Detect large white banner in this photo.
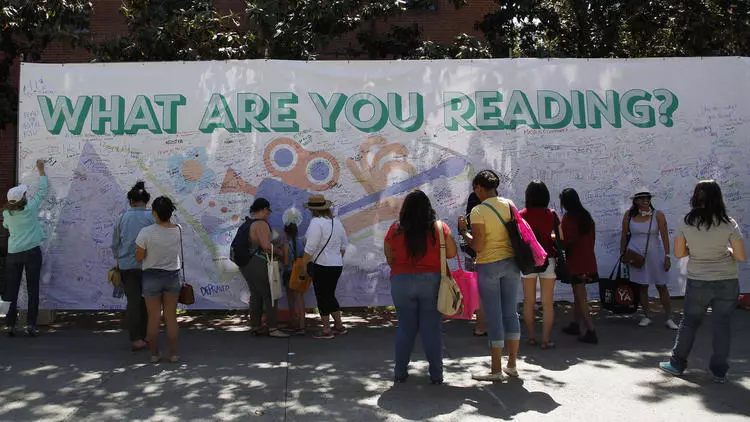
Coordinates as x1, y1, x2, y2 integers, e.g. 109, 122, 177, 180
17, 58, 750, 310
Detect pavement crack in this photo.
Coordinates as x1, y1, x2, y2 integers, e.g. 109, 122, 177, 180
60, 358, 129, 422
283, 336, 292, 422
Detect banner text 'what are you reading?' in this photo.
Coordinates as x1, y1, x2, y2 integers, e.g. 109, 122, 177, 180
34, 89, 679, 136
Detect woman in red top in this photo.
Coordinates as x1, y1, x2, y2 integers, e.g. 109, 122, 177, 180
559, 188, 599, 344
384, 190, 457, 384
519, 181, 559, 349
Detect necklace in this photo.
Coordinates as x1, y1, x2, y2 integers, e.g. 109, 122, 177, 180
639, 210, 653, 217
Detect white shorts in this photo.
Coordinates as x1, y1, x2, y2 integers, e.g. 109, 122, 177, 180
521, 258, 556, 279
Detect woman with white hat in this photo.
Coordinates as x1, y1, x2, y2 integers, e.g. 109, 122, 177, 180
299, 194, 349, 339
2, 160, 47, 337
619, 189, 678, 329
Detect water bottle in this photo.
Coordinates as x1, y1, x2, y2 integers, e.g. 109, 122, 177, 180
112, 283, 125, 298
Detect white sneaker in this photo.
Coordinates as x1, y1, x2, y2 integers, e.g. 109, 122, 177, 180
666, 319, 679, 330
503, 367, 519, 378
639, 317, 653, 327
472, 372, 508, 382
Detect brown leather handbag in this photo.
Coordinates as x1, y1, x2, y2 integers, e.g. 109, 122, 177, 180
621, 214, 653, 269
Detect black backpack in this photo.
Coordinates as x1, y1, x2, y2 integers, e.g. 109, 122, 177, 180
481, 202, 543, 274
230, 217, 260, 267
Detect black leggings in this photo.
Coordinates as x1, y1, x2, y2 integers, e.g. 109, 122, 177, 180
312, 264, 343, 316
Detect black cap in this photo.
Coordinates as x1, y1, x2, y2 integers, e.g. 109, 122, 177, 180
250, 197, 271, 212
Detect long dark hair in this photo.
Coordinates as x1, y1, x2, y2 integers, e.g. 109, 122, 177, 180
559, 188, 594, 234
525, 180, 550, 208
2, 198, 27, 214
684, 180, 730, 230
398, 190, 437, 261
127, 181, 150, 204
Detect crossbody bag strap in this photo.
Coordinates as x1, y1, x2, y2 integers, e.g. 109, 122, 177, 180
177, 224, 185, 284
115, 214, 123, 269
625, 215, 633, 251
481, 201, 508, 225
436, 220, 447, 277
313, 218, 335, 264
643, 213, 654, 259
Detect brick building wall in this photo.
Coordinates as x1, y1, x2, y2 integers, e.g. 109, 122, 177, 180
0, 0, 496, 194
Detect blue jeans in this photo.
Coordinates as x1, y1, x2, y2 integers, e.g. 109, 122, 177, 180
4, 247, 42, 329
670, 278, 739, 377
390, 272, 443, 381
476, 258, 521, 348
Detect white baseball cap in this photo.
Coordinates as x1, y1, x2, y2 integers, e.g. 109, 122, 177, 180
7, 185, 28, 203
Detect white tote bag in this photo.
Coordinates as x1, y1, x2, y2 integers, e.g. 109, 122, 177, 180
436, 221, 463, 316
0, 300, 10, 316
268, 244, 283, 301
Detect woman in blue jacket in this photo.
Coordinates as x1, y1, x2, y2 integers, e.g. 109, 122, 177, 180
112, 181, 155, 351
2, 160, 48, 337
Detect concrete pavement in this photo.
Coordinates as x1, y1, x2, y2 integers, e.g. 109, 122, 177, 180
0, 306, 748, 421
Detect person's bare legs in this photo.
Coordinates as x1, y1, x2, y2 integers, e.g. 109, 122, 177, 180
144, 297, 162, 357
656, 284, 672, 317
320, 314, 331, 331
539, 277, 556, 345
296, 293, 306, 329
490, 346, 504, 374
162, 293, 179, 358
640, 284, 651, 318
573, 284, 595, 331
331, 311, 344, 330
505, 339, 520, 369
286, 288, 299, 328
522, 277, 538, 342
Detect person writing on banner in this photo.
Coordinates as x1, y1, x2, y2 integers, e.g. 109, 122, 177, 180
659, 180, 746, 383
462, 192, 488, 337
299, 195, 349, 339
112, 181, 155, 351
384, 190, 456, 385
135, 197, 183, 363
238, 198, 289, 338
619, 189, 678, 329
558, 188, 599, 344
458, 170, 522, 382
2, 160, 48, 337
519, 180, 559, 349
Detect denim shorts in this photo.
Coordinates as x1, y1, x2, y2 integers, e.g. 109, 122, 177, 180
522, 258, 556, 279
142, 269, 181, 298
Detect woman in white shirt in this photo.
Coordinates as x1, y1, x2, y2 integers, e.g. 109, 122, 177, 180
135, 196, 182, 363
299, 195, 349, 339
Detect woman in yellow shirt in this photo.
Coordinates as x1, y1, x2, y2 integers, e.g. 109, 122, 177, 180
458, 170, 520, 382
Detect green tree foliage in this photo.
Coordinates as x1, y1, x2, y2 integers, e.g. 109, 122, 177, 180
479, 0, 750, 58
0, 0, 91, 127
93, 0, 253, 62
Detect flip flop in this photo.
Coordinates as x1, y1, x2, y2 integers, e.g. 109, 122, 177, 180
527, 338, 538, 346
473, 330, 488, 337
540, 342, 556, 350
